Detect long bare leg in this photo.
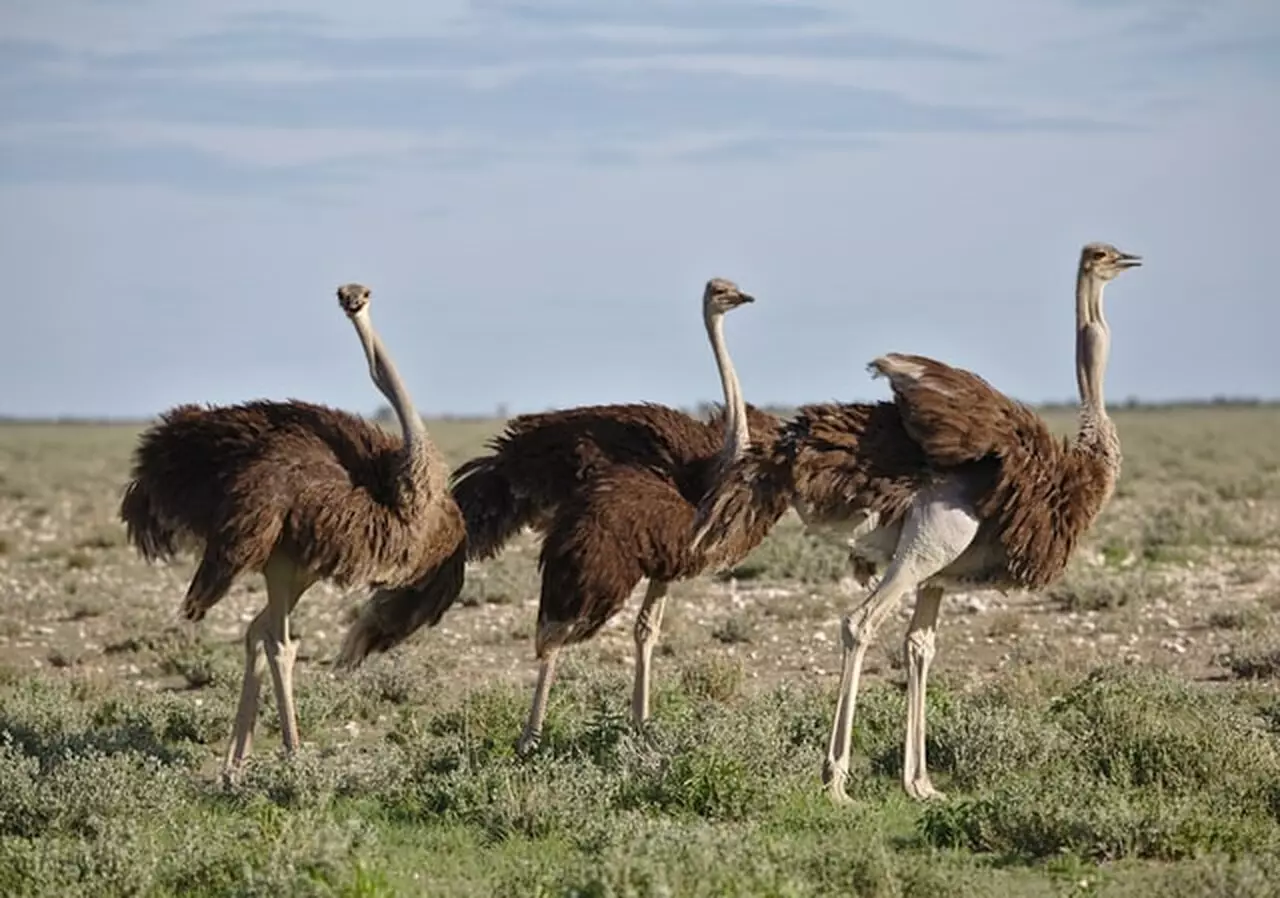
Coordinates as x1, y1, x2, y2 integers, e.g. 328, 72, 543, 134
822, 569, 915, 804
518, 648, 559, 757
261, 555, 309, 757
631, 579, 669, 729
823, 494, 979, 804
903, 584, 944, 800
223, 608, 269, 782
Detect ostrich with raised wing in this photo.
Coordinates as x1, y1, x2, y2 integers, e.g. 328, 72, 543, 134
692, 243, 1142, 801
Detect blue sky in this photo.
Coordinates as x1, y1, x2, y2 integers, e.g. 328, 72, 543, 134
1, 0, 1276, 417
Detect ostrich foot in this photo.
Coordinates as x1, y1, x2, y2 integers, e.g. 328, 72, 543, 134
821, 760, 855, 806
516, 730, 541, 758
904, 777, 946, 801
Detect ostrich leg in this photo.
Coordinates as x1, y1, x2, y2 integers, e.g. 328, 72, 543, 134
823, 493, 978, 803
903, 584, 944, 800
631, 579, 670, 728
518, 649, 560, 756
224, 609, 270, 781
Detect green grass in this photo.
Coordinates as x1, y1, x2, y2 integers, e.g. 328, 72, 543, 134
1, 663, 1280, 897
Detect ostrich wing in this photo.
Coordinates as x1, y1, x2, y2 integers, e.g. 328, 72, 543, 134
869, 353, 1104, 589
867, 352, 1047, 468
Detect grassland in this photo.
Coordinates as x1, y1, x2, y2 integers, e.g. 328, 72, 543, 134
0, 405, 1279, 897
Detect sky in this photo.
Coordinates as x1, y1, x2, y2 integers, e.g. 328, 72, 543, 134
1, 0, 1277, 418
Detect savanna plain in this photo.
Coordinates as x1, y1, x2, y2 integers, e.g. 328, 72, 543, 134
1, 405, 1280, 897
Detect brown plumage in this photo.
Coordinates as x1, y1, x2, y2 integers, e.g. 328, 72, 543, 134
452, 400, 779, 563
121, 401, 460, 617
694, 400, 931, 578
868, 351, 1119, 589
120, 284, 465, 780
335, 400, 777, 667
691, 242, 1141, 804
534, 404, 780, 652
697, 373, 1117, 592
455, 401, 745, 562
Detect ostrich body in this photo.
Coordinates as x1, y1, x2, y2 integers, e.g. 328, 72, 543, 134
691, 243, 1141, 802
339, 279, 778, 752
519, 279, 777, 752
120, 284, 466, 778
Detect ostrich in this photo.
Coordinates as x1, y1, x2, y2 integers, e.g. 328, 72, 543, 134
120, 284, 466, 779
691, 242, 1142, 802
338, 279, 780, 753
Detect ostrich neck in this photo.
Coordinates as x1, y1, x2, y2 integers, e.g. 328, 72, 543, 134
359, 324, 441, 508
1074, 271, 1121, 474
349, 307, 438, 510
1075, 271, 1111, 418
705, 310, 749, 472
368, 329, 428, 457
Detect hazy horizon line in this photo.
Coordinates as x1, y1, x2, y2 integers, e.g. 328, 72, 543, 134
2, 394, 1276, 427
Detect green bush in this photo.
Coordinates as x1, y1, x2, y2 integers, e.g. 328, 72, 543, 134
2, 655, 1280, 895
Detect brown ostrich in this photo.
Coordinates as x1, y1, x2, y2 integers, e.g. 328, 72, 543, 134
691, 242, 1142, 802
338, 278, 780, 753
120, 284, 466, 780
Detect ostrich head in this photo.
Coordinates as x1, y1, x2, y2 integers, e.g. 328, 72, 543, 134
337, 283, 372, 316
1079, 243, 1142, 282
702, 278, 755, 317
337, 282, 381, 389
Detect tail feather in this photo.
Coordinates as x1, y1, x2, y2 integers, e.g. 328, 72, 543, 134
690, 437, 795, 573
334, 448, 522, 668
119, 479, 182, 562
451, 455, 537, 561
181, 552, 239, 622
334, 540, 468, 668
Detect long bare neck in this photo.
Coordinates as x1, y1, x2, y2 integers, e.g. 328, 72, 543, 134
705, 309, 749, 472
1074, 269, 1120, 468
368, 329, 429, 456
1075, 270, 1109, 413
351, 312, 431, 491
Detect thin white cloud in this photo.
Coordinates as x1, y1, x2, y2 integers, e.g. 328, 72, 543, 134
0, 122, 451, 166
2, 1, 467, 50
9, 0, 1267, 143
